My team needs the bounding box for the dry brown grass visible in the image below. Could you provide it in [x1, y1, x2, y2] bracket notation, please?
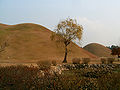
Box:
[82, 58, 91, 64]
[72, 57, 81, 64]
[100, 57, 107, 64]
[36, 60, 51, 70]
[107, 57, 115, 64]
[51, 60, 57, 66]
[83, 43, 112, 57]
[0, 23, 97, 64]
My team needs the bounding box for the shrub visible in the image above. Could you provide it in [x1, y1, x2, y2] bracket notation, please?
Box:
[52, 60, 57, 66]
[0, 64, 120, 89]
[0, 65, 39, 90]
[82, 58, 90, 64]
[97, 72, 120, 90]
[72, 58, 81, 64]
[36, 60, 51, 70]
[107, 57, 115, 64]
[101, 57, 107, 64]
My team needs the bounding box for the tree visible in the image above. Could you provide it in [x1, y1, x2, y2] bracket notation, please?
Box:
[111, 46, 120, 58]
[51, 18, 83, 63]
[0, 41, 8, 52]
[106, 45, 119, 50]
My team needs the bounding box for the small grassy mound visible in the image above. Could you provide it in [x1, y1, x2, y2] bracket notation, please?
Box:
[0, 23, 97, 63]
[84, 43, 112, 57]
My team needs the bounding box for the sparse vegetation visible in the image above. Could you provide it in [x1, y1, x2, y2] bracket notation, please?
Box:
[72, 57, 81, 64]
[0, 64, 120, 90]
[82, 58, 90, 64]
[101, 57, 115, 64]
[36, 60, 51, 70]
[0, 41, 8, 52]
[107, 57, 115, 64]
[0, 65, 39, 90]
[101, 57, 107, 64]
[52, 60, 57, 66]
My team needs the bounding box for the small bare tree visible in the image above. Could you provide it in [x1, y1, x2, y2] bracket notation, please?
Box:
[0, 41, 8, 52]
[51, 18, 83, 63]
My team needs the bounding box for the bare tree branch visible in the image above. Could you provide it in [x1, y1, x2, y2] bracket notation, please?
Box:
[51, 18, 83, 63]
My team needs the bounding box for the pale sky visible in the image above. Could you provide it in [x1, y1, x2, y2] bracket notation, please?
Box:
[0, 0, 120, 46]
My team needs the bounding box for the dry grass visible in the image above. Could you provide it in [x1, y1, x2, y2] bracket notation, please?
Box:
[51, 60, 57, 66]
[72, 57, 81, 64]
[36, 60, 51, 70]
[0, 64, 120, 89]
[82, 58, 91, 64]
[107, 57, 115, 64]
[0, 23, 97, 64]
[100, 57, 107, 64]
[100, 57, 115, 64]
[84, 43, 112, 57]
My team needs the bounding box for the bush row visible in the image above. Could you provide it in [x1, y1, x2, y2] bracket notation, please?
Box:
[0, 65, 120, 90]
[72, 57, 116, 65]
[72, 58, 90, 64]
[101, 57, 115, 64]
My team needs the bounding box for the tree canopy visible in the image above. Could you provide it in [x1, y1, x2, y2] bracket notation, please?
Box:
[111, 46, 120, 58]
[51, 18, 83, 63]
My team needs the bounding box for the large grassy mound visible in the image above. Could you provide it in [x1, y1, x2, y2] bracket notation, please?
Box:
[83, 43, 112, 57]
[0, 23, 97, 63]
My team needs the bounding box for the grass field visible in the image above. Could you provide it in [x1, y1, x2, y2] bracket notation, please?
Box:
[0, 23, 97, 64]
[0, 63, 120, 90]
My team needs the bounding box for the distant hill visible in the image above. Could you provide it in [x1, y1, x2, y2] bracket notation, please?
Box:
[0, 23, 97, 63]
[83, 43, 112, 57]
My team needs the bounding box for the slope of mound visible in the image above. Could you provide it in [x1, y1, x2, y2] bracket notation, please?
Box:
[0, 23, 97, 63]
[0, 23, 9, 30]
[0, 23, 9, 27]
[83, 43, 112, 57]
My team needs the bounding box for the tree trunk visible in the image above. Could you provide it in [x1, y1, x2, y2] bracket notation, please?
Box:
[118, 54, 120, 61]
[62, 46, 67, 63]
[118, 54, 120, 58]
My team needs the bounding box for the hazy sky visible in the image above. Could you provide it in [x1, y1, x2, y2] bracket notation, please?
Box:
[0, 0, 120, 46]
